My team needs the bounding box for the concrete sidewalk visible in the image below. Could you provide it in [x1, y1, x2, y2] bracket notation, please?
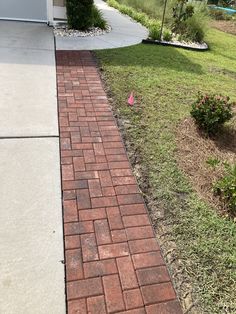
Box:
[0, 21, 65, 314]
[56, 0, 148, 50]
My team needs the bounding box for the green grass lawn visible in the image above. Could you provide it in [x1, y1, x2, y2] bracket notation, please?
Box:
[96, 29, 236, 313]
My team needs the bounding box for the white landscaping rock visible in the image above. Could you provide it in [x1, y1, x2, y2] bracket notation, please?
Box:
[54, 25, 112, 37]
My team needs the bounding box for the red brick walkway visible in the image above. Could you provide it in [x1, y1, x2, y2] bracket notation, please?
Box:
[56, 51, 182, 314]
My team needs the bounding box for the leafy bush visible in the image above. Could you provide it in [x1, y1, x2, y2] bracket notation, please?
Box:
[214, 163, 236, 216]
[172, 0, 194, 34]
[92, 5, 107, 29]
[190, 93, 234, 134]
[66, 0, 107, 30]
[107, 0, 208, 43]
[172, 1, 208, 42]
[66, 0, 94, 30]
[183, 14, 205, 42]
[149, 24, 161, 40]
[163, 29, 172, 41]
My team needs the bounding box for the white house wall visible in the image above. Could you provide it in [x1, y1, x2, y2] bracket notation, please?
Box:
[0, 0, 48, 22]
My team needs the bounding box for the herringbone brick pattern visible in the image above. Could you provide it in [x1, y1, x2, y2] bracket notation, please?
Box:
[56, 50, 182, 314]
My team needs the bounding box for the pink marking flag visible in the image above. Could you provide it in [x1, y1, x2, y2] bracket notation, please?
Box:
[128, 92, 134, 106]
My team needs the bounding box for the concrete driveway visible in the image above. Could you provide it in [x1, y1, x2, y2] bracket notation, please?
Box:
[0, 21, 58, 137]
[0, 21, 65, 314]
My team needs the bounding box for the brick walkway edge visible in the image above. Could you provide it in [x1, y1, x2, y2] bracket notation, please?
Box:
[56, 51, 182, 314]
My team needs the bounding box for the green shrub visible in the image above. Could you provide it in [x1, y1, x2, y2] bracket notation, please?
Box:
[172, 1, 208, 42]
[183, 14, 205, 42]
[92, 5, 107, 29]
[66, 0, 94, 30]
[172, 0, 195, 35]
[107, 0, 208, 42]
[107, 0, 209, 42]
[214, 163, 236, 216]
[190, 93, 234, 134]
[163, 29, 172, 41]
[149, 24, 161, 40]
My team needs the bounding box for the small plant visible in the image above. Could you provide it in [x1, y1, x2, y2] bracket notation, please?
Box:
[92, 5, 108, 29]
[191, 93, 234, 134]
[206, 157, 221, 169]
[172, 0, 194, 34]
[149, 24, 161, 40]
[171, 0, 208, 42]
[214, 163, 236, 216]
[66, 0, 94, 30]
[163, 29, 172, 41]
[183, 14, 205, 42]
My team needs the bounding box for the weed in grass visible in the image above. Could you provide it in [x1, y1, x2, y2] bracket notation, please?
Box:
[214, 162, 236, 217]
[206, 157, 221, 169]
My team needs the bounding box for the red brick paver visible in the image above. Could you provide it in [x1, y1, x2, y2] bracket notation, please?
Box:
[56, 51, 182, 314]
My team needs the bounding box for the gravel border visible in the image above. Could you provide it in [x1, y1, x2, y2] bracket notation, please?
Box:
[54, 25, 112, 38]
[142, 38, 208, 51]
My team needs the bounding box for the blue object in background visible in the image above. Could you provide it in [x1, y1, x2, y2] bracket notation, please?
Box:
[212, 6, 236, 14]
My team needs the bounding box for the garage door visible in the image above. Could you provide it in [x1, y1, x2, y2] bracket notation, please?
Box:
[0, 0, 48, 22]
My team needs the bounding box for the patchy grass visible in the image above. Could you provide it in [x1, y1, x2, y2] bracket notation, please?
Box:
[176, 117, 236, 216]
[211, 20, 236, 35]
[95, 29, 236, 313]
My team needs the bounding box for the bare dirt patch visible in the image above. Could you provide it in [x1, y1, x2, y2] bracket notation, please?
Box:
[176, 117, 236, 215]
[211, 20, 236, 35]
